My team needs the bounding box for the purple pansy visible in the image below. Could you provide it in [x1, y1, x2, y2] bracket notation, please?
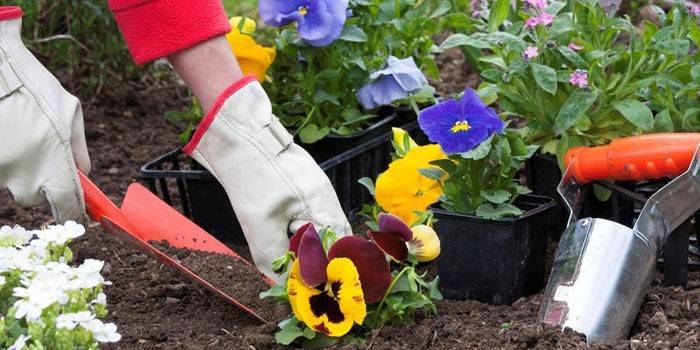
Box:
[259, 0, 349, 47]
[356, 56, 428, 110]
[418, 89, 504, 154]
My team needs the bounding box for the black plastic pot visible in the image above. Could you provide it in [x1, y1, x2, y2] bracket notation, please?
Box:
[432, 194, 556, 305]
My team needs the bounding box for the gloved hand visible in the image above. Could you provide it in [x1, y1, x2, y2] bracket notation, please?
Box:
[0, 7, 90, 223]
[183, 75, 352, 280]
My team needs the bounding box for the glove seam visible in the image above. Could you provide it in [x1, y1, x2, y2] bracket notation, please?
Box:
[199, 110, 321, 231]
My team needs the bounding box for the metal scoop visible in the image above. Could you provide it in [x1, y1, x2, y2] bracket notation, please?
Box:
[539, 133, 700, 342]
[78, 172, 272, 323]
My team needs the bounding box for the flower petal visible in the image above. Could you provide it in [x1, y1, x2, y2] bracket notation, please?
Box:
[298, 224, 328, 287]
[327, 237, 391, 303]
[258, 0, 307, 26]
[407, 225, 441, 262]
[289, 222, 312, 255]
[326, 258, 366, 325]
[368, 231, 409, 262]
[377, 213, 413, 241]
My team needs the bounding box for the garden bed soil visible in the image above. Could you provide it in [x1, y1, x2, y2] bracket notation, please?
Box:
[1, 57, 699, 349]
[150, 240, 290, 323]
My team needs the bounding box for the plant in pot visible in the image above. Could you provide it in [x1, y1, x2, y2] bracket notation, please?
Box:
[440, 0, 700, 227]
[260, 0, 447, 161]
[361, 89, 556, 304]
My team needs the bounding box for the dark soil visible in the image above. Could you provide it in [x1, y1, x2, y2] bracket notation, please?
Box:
[150, 240, 290, 323]
[0, 51, 698, 349]
[430, 37, 481, 97]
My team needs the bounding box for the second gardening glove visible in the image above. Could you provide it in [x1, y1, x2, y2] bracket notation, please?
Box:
[0, 7, 90, 223]
[183, 75, 352, 281]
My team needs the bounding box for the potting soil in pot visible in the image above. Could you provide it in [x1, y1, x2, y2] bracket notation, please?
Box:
[150, 240, 290, 323]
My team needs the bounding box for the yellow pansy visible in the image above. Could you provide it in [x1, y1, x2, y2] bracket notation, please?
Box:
[375, 145, 447, 224]
[229, 16, 256, 35]
[226, 17, 276, 82]
[407, 225, 441, 262]
[288, 258, 366, 337]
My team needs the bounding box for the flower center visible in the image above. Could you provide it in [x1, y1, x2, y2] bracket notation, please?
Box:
[450, 120, 471, 133]
[309, 291, 345, 323]
[298, 6, 308, 16]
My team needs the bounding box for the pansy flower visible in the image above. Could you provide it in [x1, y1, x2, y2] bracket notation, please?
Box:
[356, 56, 428, 110]
[418, 89, 504, 154]
[258, 0, 349, 47]
[375, 145, 446, 224]
[287, 224, 391, 337]
[368, 214, 441, 263]
[225, 17, 276, 82]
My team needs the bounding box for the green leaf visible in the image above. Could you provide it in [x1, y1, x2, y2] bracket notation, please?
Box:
[358, 177, 375, 196]
[260, 284, 287, 300]
[475, 203, 523, 220]
[444, 12, 481, 30]
[654, 109, 674, 132]
[440, 33, 491, 50]
[688, 22, 700, 48]
[419, 167, 446, 180]
[430, 1, 451, 18]
[531, 63, 558, 95]
[489, 0, 511, 32]
[553, 89, 598, 135]
[612, 100, 654, 131]
[480, 189, 511, 204]
[593, 184, 612, 202]
[430, 159, 458, 174]
[339, 25, 368, 42]
[481, 69, 503, 82]
[460, 136, 493, 160]
[557, 46, 587, 68]
[275, 318, 315, 345]
[299, 125, 330, 144]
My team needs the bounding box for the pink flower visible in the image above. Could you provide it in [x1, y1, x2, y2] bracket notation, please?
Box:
[524, 12, 554, 28]
[523, 46, 539, 60]
[569, 70, 589, 88]
[471, 0, 482, 18]
[687, 4, 700, 16]
[568, 42, 583, 51]
[539, 12, 554, 26]
[525, 0, 548, 9]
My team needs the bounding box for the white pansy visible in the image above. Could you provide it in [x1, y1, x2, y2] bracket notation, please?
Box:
[36, 221, 85, 245]
[82, 319, 121, 343]
[56, 311, 95, 330]
[8, 335, 30, 350]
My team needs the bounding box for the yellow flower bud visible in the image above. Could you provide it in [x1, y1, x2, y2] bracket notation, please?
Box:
[407, 225, 441, 262]
[229, 16, 256, 35]
[391, 127, 418, 155]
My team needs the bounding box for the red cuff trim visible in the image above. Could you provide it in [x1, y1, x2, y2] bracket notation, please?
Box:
[183, 75, 259, 155]
[108, 0, 231, 64]
[0, 6, 22, 21]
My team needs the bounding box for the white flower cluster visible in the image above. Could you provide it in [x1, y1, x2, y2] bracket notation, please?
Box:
[0, 222, 121, 349]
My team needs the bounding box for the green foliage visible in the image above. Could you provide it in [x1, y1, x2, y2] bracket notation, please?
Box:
[3, 0, 149, 95]
[427, 130, 536, 219]
[265, 0, 447, 143]
[443, 0, 700, 164]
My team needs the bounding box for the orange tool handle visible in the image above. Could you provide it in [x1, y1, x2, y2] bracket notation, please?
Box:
[564, 133, 700, 184]
[78, 171, 138, 234]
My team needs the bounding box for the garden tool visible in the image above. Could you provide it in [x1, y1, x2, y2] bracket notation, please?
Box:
[77, 171, 272, 323]
[539, 133, 700, 342]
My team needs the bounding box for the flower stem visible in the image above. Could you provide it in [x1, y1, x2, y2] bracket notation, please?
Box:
[375, 266, 412, 315]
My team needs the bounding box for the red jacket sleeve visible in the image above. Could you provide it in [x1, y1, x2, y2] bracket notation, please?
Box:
[108, 0, 232, 64]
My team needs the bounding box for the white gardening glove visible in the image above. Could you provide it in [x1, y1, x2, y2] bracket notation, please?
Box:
[0, 7, 90, 223]
[182, 75, 352, 281]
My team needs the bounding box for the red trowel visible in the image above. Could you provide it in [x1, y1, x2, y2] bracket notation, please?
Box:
[78, 171, 272, 323]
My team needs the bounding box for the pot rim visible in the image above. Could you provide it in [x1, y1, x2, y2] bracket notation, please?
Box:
[431, 194, 557, 224]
